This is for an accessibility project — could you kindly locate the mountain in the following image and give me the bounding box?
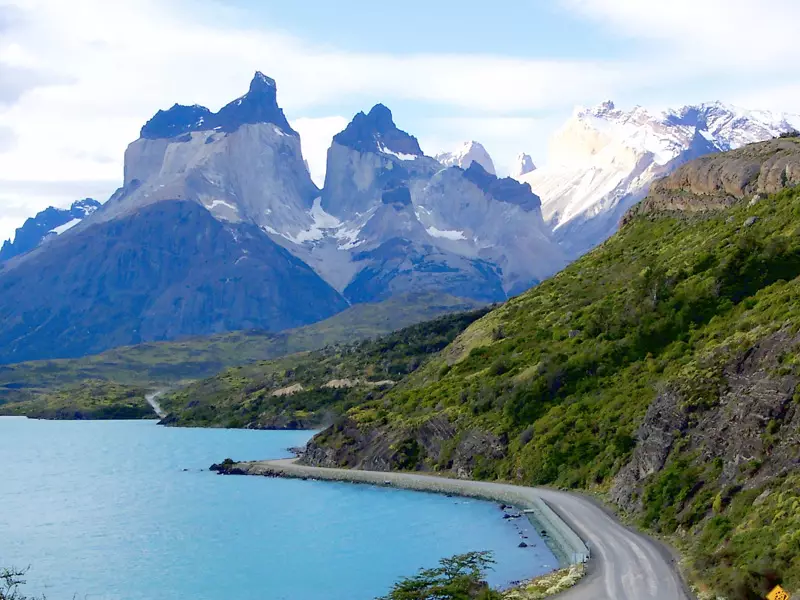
[246,137,799,599]
[511,153,536,178]
[270,104,565,300]
[0,198,100,262]
[0,73,349,363]
[518,100,800,258]
[434,141,496,174]
[0,73,566,364]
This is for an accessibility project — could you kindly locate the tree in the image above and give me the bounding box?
[1,568,44,600]
[378,551,502,600]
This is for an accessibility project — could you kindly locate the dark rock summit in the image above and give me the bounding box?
[333,104,423,157]
[462,162,541,211]
[141,71,296,139]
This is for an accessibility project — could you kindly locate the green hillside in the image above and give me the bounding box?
[297,141,800,598]
[159,308,490,429]
[0,293,482,416]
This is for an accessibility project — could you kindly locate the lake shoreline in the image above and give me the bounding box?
[210,457,590,576]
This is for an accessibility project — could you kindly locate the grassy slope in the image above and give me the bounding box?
[159,308,491,429]
[308,186,800,598]
[0,293,483,412]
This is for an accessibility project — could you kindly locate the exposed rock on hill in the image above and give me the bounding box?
[625,137,800,222]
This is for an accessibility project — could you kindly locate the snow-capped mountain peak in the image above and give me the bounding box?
[435,141,496,174]
[511,153,536,178]
[520,99,800,257]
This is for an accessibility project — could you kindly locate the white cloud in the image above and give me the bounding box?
[0,0,632,242]
[0,0,798,244]
[563,0,800,69]
[292,116,349,187]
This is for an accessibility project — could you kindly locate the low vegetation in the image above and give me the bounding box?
[378,552,500,600]
[1,568,43,600]
[0,381,151,419]
[160,308,490,428]
[0,293,481,417]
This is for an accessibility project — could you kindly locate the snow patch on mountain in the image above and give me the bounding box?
[426,225,467,241]
[50,219,82,235]
[378,143,418,161]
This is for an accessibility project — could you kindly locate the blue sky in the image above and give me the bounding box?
[0,0,799,242]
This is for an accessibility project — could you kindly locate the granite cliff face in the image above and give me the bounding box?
[106,72,320,240]
[280,104,566,301]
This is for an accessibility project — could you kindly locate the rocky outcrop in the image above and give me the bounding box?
[623,137,800,223]
[511,153,536,179]
[612,328,800,512]
[301,415,506,477]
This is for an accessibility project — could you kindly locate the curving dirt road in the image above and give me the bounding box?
[231,459,692,600]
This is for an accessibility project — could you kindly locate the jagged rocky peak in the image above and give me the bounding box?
[333,104,423,158]
[0,198,102,263]
[140,71,295,140]
[462,162,540,211]
[435,141,496,174]
[511,153,536,178]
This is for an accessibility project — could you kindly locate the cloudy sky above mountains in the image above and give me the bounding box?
[1,0,799,243]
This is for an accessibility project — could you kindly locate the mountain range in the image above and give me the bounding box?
[0,73,563,363]
[516,100,800,256]
[2,72,798,364]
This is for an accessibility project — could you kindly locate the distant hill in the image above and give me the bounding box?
[0,293,484,414]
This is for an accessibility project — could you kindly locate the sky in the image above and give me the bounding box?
[1,0,800,243]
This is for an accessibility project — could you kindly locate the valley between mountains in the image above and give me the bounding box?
[2,71,800,600]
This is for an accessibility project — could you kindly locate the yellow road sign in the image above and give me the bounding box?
[767,585,790,600]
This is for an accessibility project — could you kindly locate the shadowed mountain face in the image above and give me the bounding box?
[0,201,347,364]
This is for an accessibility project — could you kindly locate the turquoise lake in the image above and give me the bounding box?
[0,418,558,600]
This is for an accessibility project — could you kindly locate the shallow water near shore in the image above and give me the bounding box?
[0,419,557,600]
